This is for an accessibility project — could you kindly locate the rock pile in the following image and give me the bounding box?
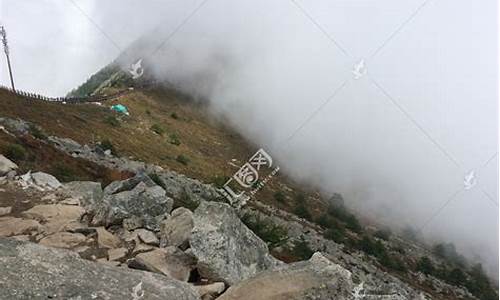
[0,169,361,299]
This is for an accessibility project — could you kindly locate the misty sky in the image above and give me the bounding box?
[1,0,498,275]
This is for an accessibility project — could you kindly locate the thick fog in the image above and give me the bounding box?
[1,0,498,276]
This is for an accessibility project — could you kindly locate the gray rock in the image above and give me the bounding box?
[0,238,200,300]
[156,172,220,205]
[190,201,281,285]
[103,173,156,195]
[108,247,128,261]
[6,170,17,180]
[96,227,122,249]
[91,182,173,229]
[195,282,226,300]
[31,172,62,190]
[0,206,12,216]
[0,217,41,237]
[218,252,353,300]
[39,232,86,249]
[129,247,195,282]
[61,181,103,210]
[160,207,193,249]
[48,137,84,154]
[0,155,18,176]
[0,117,30,135]
[135,229,159,246]
[123,215,144,230]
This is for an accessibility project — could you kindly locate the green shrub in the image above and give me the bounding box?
[176,154,190,165]
[432,243,466,267]
[274,191,286,203]
[416,256,435,275]
[379,252,407,272]
[241,213,289,248]
[465,264,498,300]
[292,238,314,260]
[104,116,120,127]
[173,187,199,211]
[211,175,230,188]
[374,228,392,241]
[327,204,362,233]
[359,236,386,258]
[294,202,312,220]
[148,173,165,189]
[100,139,115,154]
[316,214,334,228]
[5,144,26,161]
[51,163,78,182]
[345,214,362,233]
[150,124,165,135]
[168,133,181,146]
[29,125,47,140]
[324,227,345,243]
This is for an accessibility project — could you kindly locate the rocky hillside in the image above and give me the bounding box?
[0,83,497,299]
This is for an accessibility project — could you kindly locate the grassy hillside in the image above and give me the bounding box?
[0,84,497,299]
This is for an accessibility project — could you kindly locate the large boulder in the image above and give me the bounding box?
[21,204,86,235]
[39,232,86,249]
[0,117,30,135]
[31,172,62,190]
[0,238,200,299]
[22,204,85,222]
[190,201,281,285]
[0,154,18,176]
[218,252,354,300]
[156,171,220,204]
[0,217,41,237]
[160,207,193,249]
[103,173,156,195]
[61,181,103,210]
[91,181,173,230]
[129,247,195,282]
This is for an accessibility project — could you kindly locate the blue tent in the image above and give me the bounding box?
[111,104,129,115]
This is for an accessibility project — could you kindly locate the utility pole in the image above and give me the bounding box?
[1,26,15,92]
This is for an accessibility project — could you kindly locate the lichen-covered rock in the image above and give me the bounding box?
[22,204,85,222]
[96,227,122,249]
[39,232,86,249]
[160,207,193,249]
[30,172,62,190]
[0,238,200,300]
[0,217,41,237]
[218,252,353,300]
[190,201,281,285]
[91,182,173,229]
[103,173,156,195]
[129,247,195,281]
[156,172,221,205]
[0,154,18,176]
[61,181,103,210]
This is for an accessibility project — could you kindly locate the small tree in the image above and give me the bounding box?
[273,191,285,203]
[416,257,435,275]
[292,238,314,260]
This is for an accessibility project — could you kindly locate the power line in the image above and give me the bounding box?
[0,26,15,92]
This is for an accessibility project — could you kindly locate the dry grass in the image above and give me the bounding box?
[0,87,327,217]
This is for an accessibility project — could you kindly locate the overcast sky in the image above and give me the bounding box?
[1,0,498,276]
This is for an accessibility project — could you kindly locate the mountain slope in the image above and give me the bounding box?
[0,80,497,299]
